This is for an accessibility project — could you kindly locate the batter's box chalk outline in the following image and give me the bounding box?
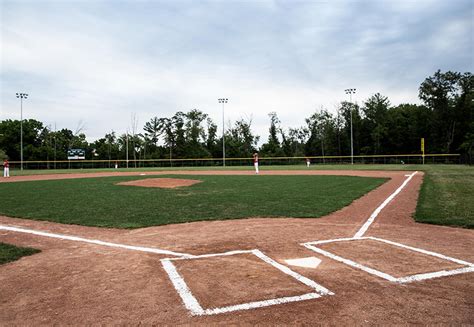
[302,237,474,284]
[161,249,334,316]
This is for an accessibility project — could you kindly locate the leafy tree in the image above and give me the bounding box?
[183,109,211,158]
[143,117,161,147]
[225,118,259,158]
[205,118,219,157]
[0,149,7,160]
[362,93,390,154]
[260,112,284,156]
[419,70,472,153]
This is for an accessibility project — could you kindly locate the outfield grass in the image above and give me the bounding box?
[3,164,473,228]
[415,166,474,228]
[0,242,40,265]
[0,175,385,228]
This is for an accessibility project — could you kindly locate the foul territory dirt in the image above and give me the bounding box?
[0,170,473,325]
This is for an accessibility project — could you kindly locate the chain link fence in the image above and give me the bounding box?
[7,154,461,170]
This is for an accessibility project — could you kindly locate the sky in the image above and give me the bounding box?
[1,0,473,144]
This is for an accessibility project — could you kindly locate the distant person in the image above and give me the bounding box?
[115,161,118,169]
[253,152,259,174]
[306,158,311,168]
[3,159,9,178]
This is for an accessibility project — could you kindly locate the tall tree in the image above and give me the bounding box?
[362,93,391,154]
[225,117,259,158]
[419,70,472,153]
[260,112,284,156]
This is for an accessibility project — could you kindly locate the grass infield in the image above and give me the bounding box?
[0,175,385,228]
[0,242,40,265]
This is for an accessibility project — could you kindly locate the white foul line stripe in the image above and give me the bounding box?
[353,171,418,238]
[161,249,333,316]
[0,225,193,258]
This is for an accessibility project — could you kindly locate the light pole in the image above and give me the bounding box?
[16,92,28,171]
[218,98,228,167]
[126,130,129,168]
[344,88,356,165]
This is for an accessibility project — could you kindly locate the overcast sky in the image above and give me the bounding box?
[1,0,472,143]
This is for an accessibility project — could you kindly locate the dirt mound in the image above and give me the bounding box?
[116,178,201,189]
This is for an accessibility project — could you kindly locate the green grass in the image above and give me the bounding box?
[0,175,385,228]
[415,166,474,228]
[4,164,473,229]
[0,242,40,265]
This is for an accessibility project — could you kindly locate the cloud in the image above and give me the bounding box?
[1,0,472,143]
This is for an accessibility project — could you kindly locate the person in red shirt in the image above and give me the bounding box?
[3,159,10,178]
[253,152,259,174]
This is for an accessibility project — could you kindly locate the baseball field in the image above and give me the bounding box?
[0,165,473,324]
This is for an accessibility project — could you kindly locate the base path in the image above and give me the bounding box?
[0,170,473,325]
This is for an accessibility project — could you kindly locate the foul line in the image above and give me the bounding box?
[0,225,193,258]
[161,249,333,316]
[353,171,418,238]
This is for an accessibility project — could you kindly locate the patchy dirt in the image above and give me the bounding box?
[116,178,202,189]
[0,169,473,325]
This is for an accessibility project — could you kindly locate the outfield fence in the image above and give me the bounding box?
[7,154,461,170]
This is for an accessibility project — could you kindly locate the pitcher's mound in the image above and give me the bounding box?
[117,178,202,189]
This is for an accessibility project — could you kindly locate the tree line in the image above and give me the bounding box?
[1,70,472,164]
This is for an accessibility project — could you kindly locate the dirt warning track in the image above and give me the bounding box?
[0,170,473,325]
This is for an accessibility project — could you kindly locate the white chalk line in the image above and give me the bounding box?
[302,237,474,284]
[353,171,418,238]
[369,236,474,267]
[1,224,334,315]
[0,225,193,258]
[161,260,205,315]
[161,249,333,316]
[303,241,398,282]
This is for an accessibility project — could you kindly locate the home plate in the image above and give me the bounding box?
[285,257,322,268]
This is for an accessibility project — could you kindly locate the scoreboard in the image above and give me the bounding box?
[67,149,86,160]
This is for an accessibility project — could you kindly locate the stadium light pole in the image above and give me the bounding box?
[126,130,129,169]
[218,98,228,167]
[16,92,28,171]
[344,88,356,165]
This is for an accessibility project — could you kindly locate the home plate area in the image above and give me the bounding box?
[162,238,474,316]
[161,250,333,316]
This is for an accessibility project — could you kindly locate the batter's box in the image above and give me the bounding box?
[303,237,474,284]
[161,249,333,316]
